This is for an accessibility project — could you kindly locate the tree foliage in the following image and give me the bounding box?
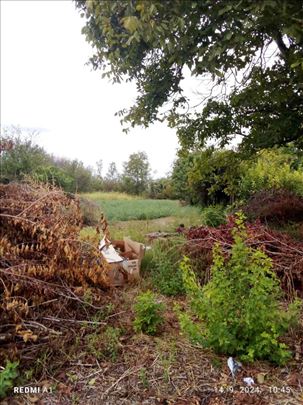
[147,177,175,199]
[75,0,303,153]
[0,127,102,193]
[103,162,121,191]
[33,165,75,191]
[171,146,303,205]
[0,127,50,183]
[172,148,242,205]
[122,151,150,195]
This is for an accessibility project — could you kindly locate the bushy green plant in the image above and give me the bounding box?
[133,291,165,335]
[103,326,122,360]
[178,214,301,364]
[33,165,75,191]
[241,149,303,198]
[85,326,122,360]
[0,361,19,399]
[201,205,226,227]
[151,239,185,296]
[172,148,242,205]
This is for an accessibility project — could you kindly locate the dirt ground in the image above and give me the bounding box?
[2,286,303,405]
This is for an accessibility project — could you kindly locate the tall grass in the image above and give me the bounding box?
[81,192,201,222]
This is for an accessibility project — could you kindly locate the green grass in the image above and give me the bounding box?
[81,192,201,222]
[80,218,159,243]
[80,192,203,244]
[81,216,192,243]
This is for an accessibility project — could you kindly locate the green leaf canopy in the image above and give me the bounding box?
[75,0,303,153]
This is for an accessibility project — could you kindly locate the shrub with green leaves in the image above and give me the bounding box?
[201,205,226,227]
[103,326,122,361]
[178,214,301,365]
[85,326,122,361]
[133,291,165,335]
[240,149,303,198]
[0,361,19,399]
[151,239,185,296]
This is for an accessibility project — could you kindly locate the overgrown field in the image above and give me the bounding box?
[1,184,303,405]
[80,192,201,222]
[80,192,203,243]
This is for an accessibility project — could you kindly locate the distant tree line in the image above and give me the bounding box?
[2,127,301,204]
[0,126,174,197]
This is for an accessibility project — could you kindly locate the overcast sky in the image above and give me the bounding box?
[0,0,184,177]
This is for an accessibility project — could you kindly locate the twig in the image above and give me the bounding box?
[0,213,36,225]
[79,366,108,381]
[42,316,106,325]
[16,191,62,217]
[23,320,62,335]
[102,366,141,398]
[28,298,59,308]
[106,310,127,320]
[58,283,105,310]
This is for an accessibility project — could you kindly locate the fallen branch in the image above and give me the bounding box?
[101,366,141,399]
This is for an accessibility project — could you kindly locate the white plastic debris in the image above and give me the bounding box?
[227,357,242,378]
[99,237,124,263]
[243,377,255,386]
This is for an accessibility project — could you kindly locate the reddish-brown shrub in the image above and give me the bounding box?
[243,189,303,224]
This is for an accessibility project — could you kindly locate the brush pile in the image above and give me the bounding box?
[243,189,303,224]
[182,216,303,297]
[0,182,109,362]
[0,182,109,288]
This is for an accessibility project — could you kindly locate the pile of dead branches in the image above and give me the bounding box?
[182,216,303,297]
[0,182,110,360]
[0,182,109,288]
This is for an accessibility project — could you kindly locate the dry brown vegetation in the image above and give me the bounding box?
[0,182,110,366]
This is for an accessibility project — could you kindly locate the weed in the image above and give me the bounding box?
[103,326,122,361]
[0,361,19,399]
[133,291,165,335]
[71,392,80,404]
[178,214,302,364]
[156,339,177,383]
[23,368,34,382]
[85,332,103,359]
[80,192,140,201]
[90,304,114,328]
[151,239,185,296]
[210,357,222,369]
[83,288,93,306]
[201,205,226,227]
[66,372,78,383]
[80,193,201,222]
[139,368,149,388]
[33,349,52,376]
[85,326,122,361]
